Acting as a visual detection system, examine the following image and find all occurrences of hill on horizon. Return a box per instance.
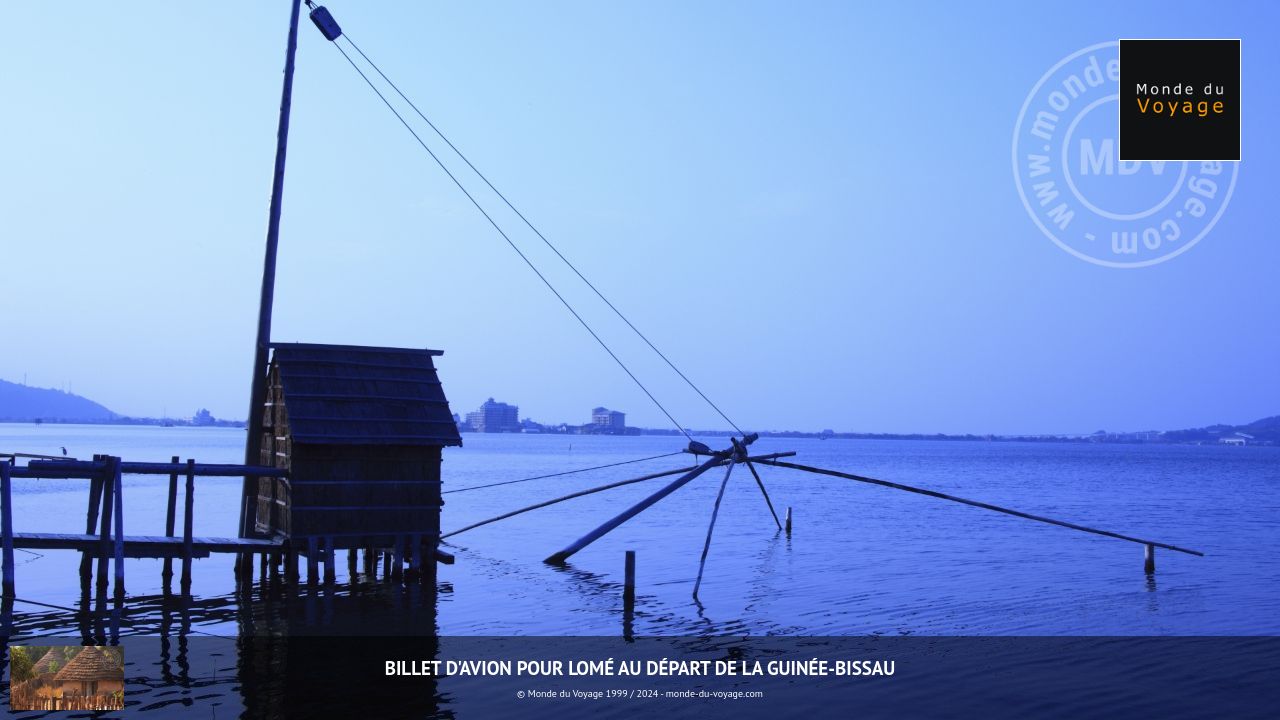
[0,378,117,422]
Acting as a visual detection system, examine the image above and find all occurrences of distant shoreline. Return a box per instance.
[5,418,1273,447]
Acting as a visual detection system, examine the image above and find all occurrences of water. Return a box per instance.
[2,425,1278,717]
[3,425,1278,635]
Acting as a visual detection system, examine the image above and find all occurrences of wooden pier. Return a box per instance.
[1,455,288,601]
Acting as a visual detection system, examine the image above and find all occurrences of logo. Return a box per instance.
[1012,42,1238,268]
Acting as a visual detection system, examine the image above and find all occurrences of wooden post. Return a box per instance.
[259,550,269,579]
[408,534,421,581]
[240,0,304,542]
[323,537,336,585]
[785,507,792,536]
[382,550,392,578]
[623,550,635,611]
[1,461,15,600]
[162,455,179,581]
[347,548,357,581]
[363,546,375,576]
[1144,544,1156,574]
[391,536,404,582]
[307,537,318,585]
[80,459,105,582]
[181,459,195,592]
[111,457,125,599]
[96,460,115,592]
[285,548,298,583]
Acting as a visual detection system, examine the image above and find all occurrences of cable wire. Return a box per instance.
[339,33,744,436]
[443,451,684,494]
[329,40,692,441]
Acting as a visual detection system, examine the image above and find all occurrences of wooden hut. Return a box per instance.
[51,646,123,697]
[249,343,462,563]
[26,648,66,692]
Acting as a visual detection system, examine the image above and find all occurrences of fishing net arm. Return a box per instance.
[755,459,1204,557]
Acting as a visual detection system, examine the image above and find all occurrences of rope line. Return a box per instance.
[329,40,692,441]
[340,33,745,436]
[443,451,684,494]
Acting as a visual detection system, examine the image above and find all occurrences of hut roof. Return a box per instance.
[270,343,462,447]
[52,646,120,682]
[31,649,64,675]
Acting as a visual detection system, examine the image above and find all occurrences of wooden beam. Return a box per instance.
[757,459,1204,557]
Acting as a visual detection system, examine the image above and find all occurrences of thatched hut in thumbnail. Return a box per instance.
[25,649,65,692]
[51,646,124,697]
[248,343,462,561]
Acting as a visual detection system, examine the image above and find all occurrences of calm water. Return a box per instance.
[2,424,1276,636]
[2,425,1279,717]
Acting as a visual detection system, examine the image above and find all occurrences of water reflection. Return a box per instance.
[1,571,447,719]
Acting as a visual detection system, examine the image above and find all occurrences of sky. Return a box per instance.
[1,1,1276,435]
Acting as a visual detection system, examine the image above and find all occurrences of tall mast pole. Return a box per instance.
[240,0,304,542]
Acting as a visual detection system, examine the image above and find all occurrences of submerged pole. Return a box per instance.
[240,0,305,544]
[1144,544,1156,574]
[623,550,636,610]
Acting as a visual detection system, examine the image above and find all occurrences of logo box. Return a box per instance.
[1118,39,1240,161]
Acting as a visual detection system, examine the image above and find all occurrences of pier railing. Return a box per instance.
[1,455,287,601]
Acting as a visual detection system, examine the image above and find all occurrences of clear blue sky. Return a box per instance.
[1,1,1275,435]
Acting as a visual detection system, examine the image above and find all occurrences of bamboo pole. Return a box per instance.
[241,0,304,544]
[442,464,702,540]
[442,453,795,542]
[757,459,1204,557]
[692,461,736,601]
[743,460,782,530]
[545,453,728,565]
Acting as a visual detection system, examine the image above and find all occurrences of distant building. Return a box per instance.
[465,398,521,433]
[587,406,627,434]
